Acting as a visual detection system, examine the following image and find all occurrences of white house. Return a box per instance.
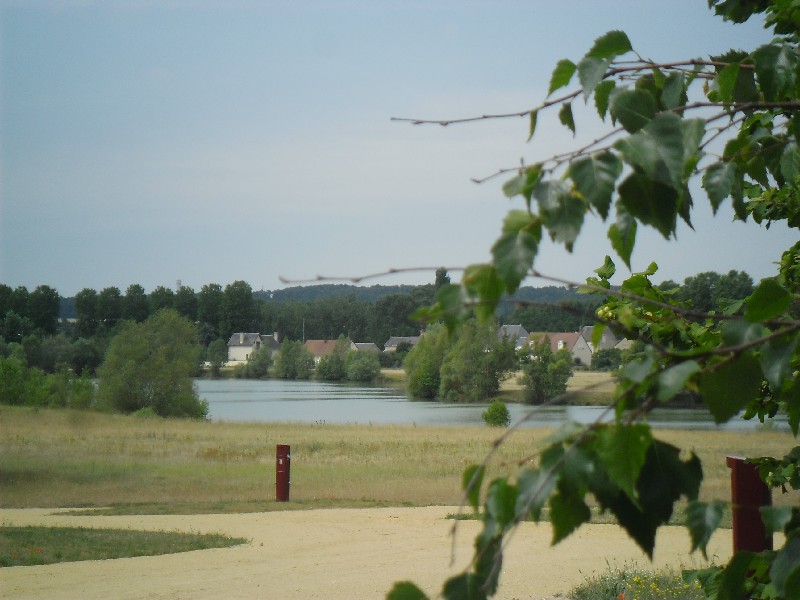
[227,332,280,363]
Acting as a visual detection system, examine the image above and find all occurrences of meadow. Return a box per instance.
[1,405,795,517]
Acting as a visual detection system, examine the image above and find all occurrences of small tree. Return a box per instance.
[245,344,273,379]
[96,309,206,418]
[404,324,448,399]
[273,340,314,380]
[206,338,229,378]
[482,400,510,427]
[315,336,350,381]
[519,336,573,404]
[590,347,622,371]
[345,350,381,382]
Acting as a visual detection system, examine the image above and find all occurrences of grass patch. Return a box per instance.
[0,526,247,567]
[1,405,795,516]
[570,566,703,600]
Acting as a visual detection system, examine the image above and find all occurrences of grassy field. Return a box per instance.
[1,405,796,518]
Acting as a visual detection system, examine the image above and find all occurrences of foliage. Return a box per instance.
[0,357,96,408]
[519,336,573,404]
[570,567,703,600]
[404,324,449,399]
[345,349,381,382]
[96,309,207,418]
[315,336,351,381]
[481,401,510,427]
[439,319,518,402]
[206,338,229,378]
[272,339,314,380]
[389,2,800,599]
[591,347,623,371]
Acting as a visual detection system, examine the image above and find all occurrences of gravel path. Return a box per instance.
[0,506,732,600]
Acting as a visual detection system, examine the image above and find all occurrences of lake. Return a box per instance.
[198,379,786,430]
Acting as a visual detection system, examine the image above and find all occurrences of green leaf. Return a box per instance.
[533,181,586,249]
[558,102,575,135]
[491,210,541,294]
[686,501,725,559]
[753,43,797,102]
[661,72,686,109]
[618,172,679,239]
[569,151,622,220]
[657,360,701,402]
[442,574,483,600]
[463,464,486,513]
[515,468,556,521]
[781,141,800,183]
[548,59,576,96]
[699,354,763,424]
[745,278,792,322]
[721,319,767,347]
[703,161,739,213]
[586,30,632,60]
[609,89,656,133]
[486,478,517,529]
[593,424,653,504]
[718,551,757,600]
[594,255,616,280]
[622,353,655,384]
[577,56,610,97]
[760,334,798,393]
[761,506,794,534]
[770,536,800,600]
[608,208,637,269]
[594,80,615,119]
[527,110,538,142]
[462,264,504,321]
[716,63,741,103]
[549,485,591,544]
[387,581,430,600]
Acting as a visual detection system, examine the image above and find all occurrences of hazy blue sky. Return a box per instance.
[1,1,795,297]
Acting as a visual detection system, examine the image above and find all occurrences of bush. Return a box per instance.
[345,351,381,382]
[481,401,510,427]
[570,567,702,600]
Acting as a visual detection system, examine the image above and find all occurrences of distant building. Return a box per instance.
[383,336,421,352]
[227,332,280,363]
[497,324,530,350]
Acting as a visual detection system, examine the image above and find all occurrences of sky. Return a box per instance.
[1,0,796,298]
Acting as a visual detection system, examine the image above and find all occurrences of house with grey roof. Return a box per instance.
[383,336,421,352]
[227,332,280,363]
[497,324,530,350]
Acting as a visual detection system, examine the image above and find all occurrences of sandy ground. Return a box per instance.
[0,506,733,600]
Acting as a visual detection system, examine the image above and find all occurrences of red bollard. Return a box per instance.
[276,444,291,502]
[726,455,772,553]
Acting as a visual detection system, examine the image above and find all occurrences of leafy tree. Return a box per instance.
[404,324,449,399]
[37,333,73,373]
[272,340,313,380]
[2,310,32,343]
[677,270,754,312]
[27,285,60,335]
[96,287,122,332]
[519,336,573,404]
[236,343,273,379]
[221,280,256,340]
[0,356,27,405]
[435,267,451,290]
[74,288,99,337]
[70,337,104,375]
[96,309,206,418]
[174,285,198,321]
[439,319,517,402]
[148,285,175,313]
[345,349,381,382]
[9,286,29,317]
[198,283,224,339]
[591,347,623,371]
[390,3,800,599]
[315,336,350,381]
[123,284,149,323]
[0,284,12,317]
[206,338,229,378]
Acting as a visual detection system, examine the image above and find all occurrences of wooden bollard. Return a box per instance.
[726,455,772,553]
[276,444,291,502]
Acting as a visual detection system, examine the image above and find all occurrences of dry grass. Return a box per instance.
[1,406,795,516]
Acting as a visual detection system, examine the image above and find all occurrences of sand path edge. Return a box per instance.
[0,506,732,600]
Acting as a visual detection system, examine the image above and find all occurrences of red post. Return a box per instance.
[276,444,291,502]
[726,455,771,553]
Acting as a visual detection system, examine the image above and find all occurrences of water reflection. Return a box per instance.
[198,379,787,430]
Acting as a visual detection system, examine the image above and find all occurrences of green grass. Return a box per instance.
[0,526,247,567]
[570,566,704,600]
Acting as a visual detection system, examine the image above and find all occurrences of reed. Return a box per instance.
[1,406,795,516]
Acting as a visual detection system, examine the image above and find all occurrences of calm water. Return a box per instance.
[198,379,785,430]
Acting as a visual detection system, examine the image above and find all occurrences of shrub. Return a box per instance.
[345,351,381,382]
[481,400,510,427]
